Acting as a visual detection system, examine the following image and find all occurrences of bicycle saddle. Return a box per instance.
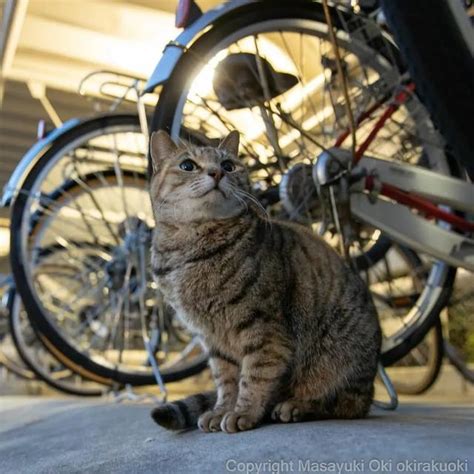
[212,53,298,111]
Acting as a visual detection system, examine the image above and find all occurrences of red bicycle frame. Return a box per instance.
[335,82,474,233]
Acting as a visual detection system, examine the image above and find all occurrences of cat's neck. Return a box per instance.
[153,214,256,249]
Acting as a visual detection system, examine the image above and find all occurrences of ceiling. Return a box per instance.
[0,0,218,257]
[1,0,219,93]
[0,0,219,207]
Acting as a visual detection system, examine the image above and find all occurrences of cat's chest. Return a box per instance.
[155,259,221,322]
[154,263,270,362]
[157,258,215,295]
[173,303,242,356]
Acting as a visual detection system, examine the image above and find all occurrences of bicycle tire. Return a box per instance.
[7,286,106,396]
[384,244,444,395]
[392,318,444,395]
[151,1,458,366]
[0,349,35,381]
[381,0,474,179]
[10,114,209,386]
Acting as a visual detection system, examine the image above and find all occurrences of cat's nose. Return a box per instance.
[208,169,222,183]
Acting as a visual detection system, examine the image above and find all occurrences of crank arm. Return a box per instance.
[355,156,474,213]
[351,194,474,271]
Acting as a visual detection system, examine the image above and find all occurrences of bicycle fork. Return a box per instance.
[314,148,474,272]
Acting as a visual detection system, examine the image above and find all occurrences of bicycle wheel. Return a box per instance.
[0,276,10,343]
[387,318,443,395]
[1,277,34,380]
[151,2,459,365]
[8,287,106,396]
[10,114,208,385]
[0,347,35,381]
[371,248,443,395]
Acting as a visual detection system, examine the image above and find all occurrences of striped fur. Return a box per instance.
[149,131,381,433]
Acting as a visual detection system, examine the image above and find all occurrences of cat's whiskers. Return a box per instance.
[229,185,270,224]
[187,175,219,199]
[227,187,249,213]
[154,196,170,215]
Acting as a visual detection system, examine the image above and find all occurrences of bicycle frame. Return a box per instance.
[319,82,474,271]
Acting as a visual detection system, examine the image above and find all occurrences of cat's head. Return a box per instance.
[149,130,251,223]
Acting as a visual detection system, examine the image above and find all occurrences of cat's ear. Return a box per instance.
[150,131,178,173]
[218,130,239,157]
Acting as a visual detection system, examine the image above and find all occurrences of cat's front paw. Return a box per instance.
[198,410,226,432]
[220,411,260,433]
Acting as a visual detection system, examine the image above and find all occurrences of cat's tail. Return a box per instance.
[151,391,217,430]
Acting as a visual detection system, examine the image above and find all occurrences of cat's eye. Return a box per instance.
[221,160,236,172]
[179,159,198,172]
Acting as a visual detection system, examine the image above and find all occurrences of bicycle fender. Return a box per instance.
[143,0,259,94]
[1,118,81,207]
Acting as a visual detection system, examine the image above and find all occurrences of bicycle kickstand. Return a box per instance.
[108,335,168,405]
[373,362,398,410]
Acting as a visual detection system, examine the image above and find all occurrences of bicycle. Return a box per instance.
[7,0,472,395]
[4,68,221,389]
[147,0,472,372]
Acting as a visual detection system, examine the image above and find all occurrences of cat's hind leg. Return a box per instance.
[271,399,311,422]
[271,386,374,423]
[327,386,374,419]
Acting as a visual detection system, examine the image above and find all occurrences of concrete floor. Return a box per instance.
[0,397,473,474]
[1,363,472,473]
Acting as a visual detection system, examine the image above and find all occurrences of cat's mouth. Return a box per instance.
[209,187,226,197]
[199,183,227,198]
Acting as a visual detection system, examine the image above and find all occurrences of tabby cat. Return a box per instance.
[149,130,381,433]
